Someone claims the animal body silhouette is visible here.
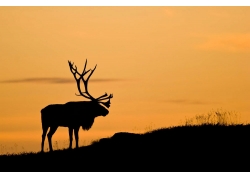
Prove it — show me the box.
[41,60,113,152]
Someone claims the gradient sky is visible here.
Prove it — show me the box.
[0,6,250,153]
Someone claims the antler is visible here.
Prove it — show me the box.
[99,94,113,108]
[97,93,113,101]
[68,59,95,100]
[68,59,113,105]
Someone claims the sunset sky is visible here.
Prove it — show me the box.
[0,6,250,153]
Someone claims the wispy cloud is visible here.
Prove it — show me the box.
[195,33,250,53]
[164,99,218,105]
[0,77,122,84]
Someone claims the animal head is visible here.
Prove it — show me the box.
[89,101,109,117]
[68,59,113,116]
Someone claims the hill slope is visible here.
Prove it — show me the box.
[1,124,250,171]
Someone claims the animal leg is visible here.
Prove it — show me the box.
[74,126,80,148]
[68,127,73,149]
[47,126,58,152]
[41,125,49,152]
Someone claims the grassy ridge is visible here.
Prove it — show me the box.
[0,124,250,171]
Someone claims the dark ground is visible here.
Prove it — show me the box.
[1,124,250,172]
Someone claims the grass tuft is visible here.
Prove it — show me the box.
[183,108,242,126]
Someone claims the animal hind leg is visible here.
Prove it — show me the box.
[41,125,49,152]
[47,126,58,152]
[68,127,73,149]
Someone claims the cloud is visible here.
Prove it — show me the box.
[195,33,250,53]
[0,77,121,84]
[164,99,217,105]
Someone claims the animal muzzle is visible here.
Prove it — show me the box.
[103,110,109,116]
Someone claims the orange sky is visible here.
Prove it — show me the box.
[0,7,250,154]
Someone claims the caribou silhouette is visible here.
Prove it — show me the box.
[41,59,113,152]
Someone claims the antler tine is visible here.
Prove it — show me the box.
[81,59,88,75]
[68,61,74,74]
[99,94,113,108]
[68,61,78,82]
[85,64,97,83]
[79,64,97,101]
[96,92,108,100]
[97,94,113,101]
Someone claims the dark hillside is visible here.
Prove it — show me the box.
[1,125,250,171]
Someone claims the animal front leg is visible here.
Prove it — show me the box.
[47,126,58,152]
[74,126,80,149]
[68,127,73,149]
[41,126,49,152]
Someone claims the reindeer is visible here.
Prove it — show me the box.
[41,59,113,152]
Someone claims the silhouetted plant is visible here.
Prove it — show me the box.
[144,122,156,133]
[53,141,59,150]
[184,109,241,126]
